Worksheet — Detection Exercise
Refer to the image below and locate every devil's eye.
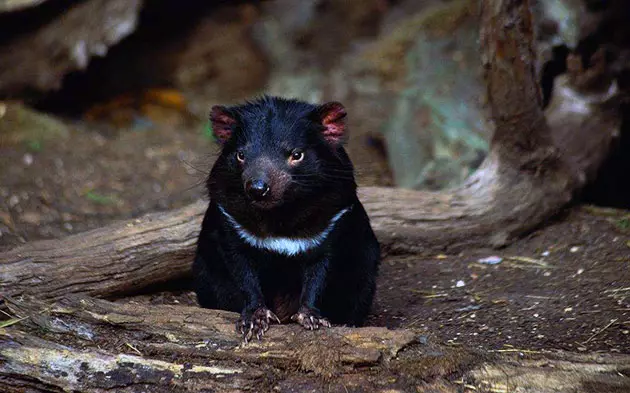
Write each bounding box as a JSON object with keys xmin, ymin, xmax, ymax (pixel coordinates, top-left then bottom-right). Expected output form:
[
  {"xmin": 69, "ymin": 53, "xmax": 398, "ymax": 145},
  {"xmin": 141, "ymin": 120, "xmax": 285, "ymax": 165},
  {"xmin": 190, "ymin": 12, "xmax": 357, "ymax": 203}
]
[
  {"xmin": 236, "ymin": 151, "xmax": 245, "ymax": 162},
  {"xmin": 289, "ymin": 150, "xmax": 304, "ymax": 163}
]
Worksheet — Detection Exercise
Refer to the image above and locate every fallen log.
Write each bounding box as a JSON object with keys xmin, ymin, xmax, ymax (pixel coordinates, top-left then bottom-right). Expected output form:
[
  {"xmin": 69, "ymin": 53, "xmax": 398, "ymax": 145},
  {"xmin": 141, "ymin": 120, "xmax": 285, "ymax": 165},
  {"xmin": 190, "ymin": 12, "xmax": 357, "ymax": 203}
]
[
  {"xmin": 0, "ymin": 201, "xmax": 203, "ymax": 300},
  {"xmin": 1, "ymin": 295, "xmax": 629, "ymax": 393},
  {"xmin": 0, "ymin": 295, "xmax": 419, "ymax": 392}
]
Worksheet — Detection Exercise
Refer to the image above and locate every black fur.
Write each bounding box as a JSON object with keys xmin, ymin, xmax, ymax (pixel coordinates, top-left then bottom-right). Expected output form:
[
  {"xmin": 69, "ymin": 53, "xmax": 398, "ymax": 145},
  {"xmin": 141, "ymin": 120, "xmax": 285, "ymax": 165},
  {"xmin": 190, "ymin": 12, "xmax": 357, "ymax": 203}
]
[{"xmin": 193, "ymin": 96, "xmax": 380, "ymax": 338}]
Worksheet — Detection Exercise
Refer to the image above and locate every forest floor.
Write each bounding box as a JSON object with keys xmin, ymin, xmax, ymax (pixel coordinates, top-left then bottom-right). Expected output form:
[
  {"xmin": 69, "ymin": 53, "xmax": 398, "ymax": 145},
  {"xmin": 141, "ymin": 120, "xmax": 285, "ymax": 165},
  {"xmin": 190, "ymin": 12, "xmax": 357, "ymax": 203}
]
[{"xmin": 1, "ymin": 105, "xmax": 627, "ymax": 356}]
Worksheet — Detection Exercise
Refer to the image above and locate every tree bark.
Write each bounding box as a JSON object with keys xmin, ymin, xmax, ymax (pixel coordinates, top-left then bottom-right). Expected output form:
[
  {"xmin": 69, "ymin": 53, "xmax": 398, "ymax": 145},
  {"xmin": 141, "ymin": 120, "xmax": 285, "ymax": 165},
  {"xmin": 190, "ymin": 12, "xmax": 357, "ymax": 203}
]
[
  {"xmin": 0, "ymin": 201, "xmax": 202, "ymax": 300},
  {"xmin": 0, "ymin": 295, "xmax": 418, "ymax": 392},
  {"xmin": 1, "ymin": 295, "xmax": 629, "ymax": 393}
]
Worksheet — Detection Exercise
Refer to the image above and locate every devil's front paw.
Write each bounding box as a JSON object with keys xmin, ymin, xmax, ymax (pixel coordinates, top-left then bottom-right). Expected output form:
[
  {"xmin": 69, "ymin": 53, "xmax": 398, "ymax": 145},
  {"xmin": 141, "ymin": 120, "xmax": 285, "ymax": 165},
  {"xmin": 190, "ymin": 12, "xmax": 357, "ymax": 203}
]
[
  {"xmin": 291, "ymin": 306, "xmax": 331, "ymax": 330},
  {"xmin": 236, "ymin": 307, "xmax": 281, "ymax": 343}
]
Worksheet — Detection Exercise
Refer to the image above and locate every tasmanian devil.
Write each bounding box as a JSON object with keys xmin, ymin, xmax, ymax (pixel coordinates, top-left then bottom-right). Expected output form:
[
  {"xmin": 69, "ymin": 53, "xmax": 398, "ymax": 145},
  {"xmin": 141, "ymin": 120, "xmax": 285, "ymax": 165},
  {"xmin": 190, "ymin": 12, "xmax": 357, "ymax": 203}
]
[{"xmin": 193, "ymin": 96, "xmax": 380, "ymax": 342}]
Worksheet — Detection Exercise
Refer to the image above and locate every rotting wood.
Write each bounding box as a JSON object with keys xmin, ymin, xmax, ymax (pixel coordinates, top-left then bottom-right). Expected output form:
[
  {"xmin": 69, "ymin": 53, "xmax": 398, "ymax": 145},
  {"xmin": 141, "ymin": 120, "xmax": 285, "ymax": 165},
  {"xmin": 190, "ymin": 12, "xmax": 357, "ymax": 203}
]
[
  {"xmin": 468, "ymin": 353, "xmax": 630, "ymax": 393},
  {"xmin": 1, "ymin": 295, "xmax": 629, "ymax": 393},
  {"xmin": 0, "ymin": 295, "xmax": 419, "ymax": 392},
  {"xmin": 0, "ymin": 201, "xmax": 203, "ymax": 300}
]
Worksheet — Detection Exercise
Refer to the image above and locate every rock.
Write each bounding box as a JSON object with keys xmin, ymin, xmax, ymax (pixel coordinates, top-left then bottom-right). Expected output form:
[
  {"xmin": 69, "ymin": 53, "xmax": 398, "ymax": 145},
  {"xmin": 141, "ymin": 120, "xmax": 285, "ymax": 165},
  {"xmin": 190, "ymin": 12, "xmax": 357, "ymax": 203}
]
[
  {"xmin": 173, "ymin": 4, "xmax": 269, "ymax": 116},
  {"xmin": 362, "ymin": 0, "xmax": 491, "ymax": 189},
  {"xmin": 478, "ymin": 256, "xmax": 503, "ymax": 265},
  {"xmin": 0, "ymin": 0, "xmax": 143, "ymax": 96},
  {"xmin": 252, "ymin": 0, "xmax": 384, "ymax": 102},
  {"xmin": 0, "ymin": 0, "xmax": 47, "ymax": 13}
]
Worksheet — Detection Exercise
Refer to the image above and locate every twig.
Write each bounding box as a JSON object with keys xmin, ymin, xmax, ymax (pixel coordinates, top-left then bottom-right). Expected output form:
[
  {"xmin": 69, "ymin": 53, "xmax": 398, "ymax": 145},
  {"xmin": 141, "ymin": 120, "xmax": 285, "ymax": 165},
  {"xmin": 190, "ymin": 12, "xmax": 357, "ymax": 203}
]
[
  {"xmin": 0, "ymin": 308, "xmax": 17, "ymax": 319},
  {"xmin": 581, "ymin": 319, "xmax": 618, "ymax": 345},
  {"xmin": 503, "ymin": 256, "xmax": 555, "ymax": 270},
  {"xmin": 488, "ymin": 348, "xmax": 541, "ymax": 354},
  {"xmin": 0, "ymin": 316, "xmax": 29, "ymax": 328},
  {"xmin": 603, "ymin": 287, "xmax": 630, "ymax": 294},
  {"xmin": 505, "ymin": 256, "xmax": 549, "ymax": 266},
  {"xmin": 125, "ymin": 342, "xmax": 143, "ymax": 356},
  {"xmin": 422, "ymin": 293, "xmax": 449, "ymax": 298},
  {"xmin": 453, "ymin": 380, "xmax": 478, "ymax": 391}
]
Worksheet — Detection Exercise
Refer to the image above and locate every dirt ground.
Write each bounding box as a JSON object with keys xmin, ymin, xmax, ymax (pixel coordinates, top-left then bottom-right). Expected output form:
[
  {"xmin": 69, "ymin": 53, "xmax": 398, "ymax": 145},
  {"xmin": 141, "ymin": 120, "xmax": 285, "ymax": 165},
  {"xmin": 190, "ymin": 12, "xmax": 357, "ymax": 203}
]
[
  {"xmin": 370, "ymin": 207, "xmax": 630, "ymax": 353},
  {"xmin": 1, "ymin": 102, "xmax": 628, "ymax": 357}
]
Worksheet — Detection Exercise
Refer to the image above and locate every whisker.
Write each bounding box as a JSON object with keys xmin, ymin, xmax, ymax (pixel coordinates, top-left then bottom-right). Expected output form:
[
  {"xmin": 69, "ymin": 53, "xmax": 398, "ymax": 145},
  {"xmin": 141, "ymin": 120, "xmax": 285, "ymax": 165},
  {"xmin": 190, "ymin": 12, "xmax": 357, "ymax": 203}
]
[{"xmin": 179, "ymin": 158, "xmax": 209, "ymax": 175}]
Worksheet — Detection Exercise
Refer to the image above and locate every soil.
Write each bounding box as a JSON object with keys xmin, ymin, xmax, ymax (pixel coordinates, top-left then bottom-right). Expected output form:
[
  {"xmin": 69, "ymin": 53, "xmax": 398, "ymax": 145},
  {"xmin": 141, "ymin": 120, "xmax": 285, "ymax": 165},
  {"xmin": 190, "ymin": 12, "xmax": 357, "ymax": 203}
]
[{"xmin": 370, "ymin": 207, "xmax": 630, "ymax": 353}]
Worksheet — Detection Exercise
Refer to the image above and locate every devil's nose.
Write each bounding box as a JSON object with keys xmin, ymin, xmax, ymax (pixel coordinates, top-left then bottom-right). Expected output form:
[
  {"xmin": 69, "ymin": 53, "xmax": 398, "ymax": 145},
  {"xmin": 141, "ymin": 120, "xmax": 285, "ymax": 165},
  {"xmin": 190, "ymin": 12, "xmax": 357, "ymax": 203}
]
[{"xmin": 245, "ymin": 179, "xmax": 270, "ymax": 201}]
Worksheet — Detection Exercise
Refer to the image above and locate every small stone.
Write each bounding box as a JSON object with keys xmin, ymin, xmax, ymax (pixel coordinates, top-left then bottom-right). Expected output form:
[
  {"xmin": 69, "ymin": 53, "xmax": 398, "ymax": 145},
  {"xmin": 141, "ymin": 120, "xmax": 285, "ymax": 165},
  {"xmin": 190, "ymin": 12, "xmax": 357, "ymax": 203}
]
[
  {"xmin": 20, "ymin": 212, "xmax": 41, "ymax": 225},
  {"xmin": 541, "ymin": 251, "xmax": 550, "ymax": 257},
  {"xmin": 564, "ymin": 307, "xmax": 573, "ymax": 312},
  {"xmin": 543, "ymin": 271, "xmax": 551, "ymax": 277},
  {"xmin": 455, "ymin": 280, "xmax": 465, "ymax": 288},
  {"xmin": 23, "ymin": 153, "xmax": 33, "ymax": 166},
  {"xmin": 478, "ymin": 256, "xmax": 503, "ymax": 265},
  {"xmin": 577, "ymin": 268, "xmax": 584, "ymax": 275},
  {"xmin": 570, "ymin": 246, "xmax": 580, "ymax": 253},
  {"xmin": 8, "ymin": 195, "xmax": 19, "ymax": 207}
]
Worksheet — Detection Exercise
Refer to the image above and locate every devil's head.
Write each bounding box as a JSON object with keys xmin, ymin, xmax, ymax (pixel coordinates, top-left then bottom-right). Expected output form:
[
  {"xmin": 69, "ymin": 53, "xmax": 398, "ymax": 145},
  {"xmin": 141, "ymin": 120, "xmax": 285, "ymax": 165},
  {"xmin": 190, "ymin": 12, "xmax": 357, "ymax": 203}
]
[{"xmin": 207, "ymin": 96, "xmax": 355, "ymax": 211}]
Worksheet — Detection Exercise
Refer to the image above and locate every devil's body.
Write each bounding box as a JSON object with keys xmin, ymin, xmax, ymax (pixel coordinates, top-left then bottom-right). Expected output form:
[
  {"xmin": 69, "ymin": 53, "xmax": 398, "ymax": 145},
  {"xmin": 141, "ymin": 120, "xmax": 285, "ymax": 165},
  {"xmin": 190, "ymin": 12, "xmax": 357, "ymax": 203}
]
[{"xmin": 193, "ymin": 96, "xmax": 380, "ymax": 339}]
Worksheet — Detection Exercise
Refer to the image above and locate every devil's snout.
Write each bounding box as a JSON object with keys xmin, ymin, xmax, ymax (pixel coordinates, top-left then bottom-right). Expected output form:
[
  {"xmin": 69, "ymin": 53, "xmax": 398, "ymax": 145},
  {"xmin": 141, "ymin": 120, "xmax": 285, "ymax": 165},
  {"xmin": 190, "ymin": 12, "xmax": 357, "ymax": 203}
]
[{"xmin": 245, "ymin": 179, "xmax": 270, "ymax": 201}]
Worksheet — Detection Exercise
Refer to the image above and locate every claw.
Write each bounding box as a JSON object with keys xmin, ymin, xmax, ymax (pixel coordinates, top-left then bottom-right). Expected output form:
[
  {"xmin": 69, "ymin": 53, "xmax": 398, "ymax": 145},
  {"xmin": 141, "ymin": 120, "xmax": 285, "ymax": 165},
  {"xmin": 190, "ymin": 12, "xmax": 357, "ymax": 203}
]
[
  {"xmin": 291, "ymin": 306, "xmax": 331, "ymax": 331},
  {"xmin": 236, "ymin": 307, "xmax": 281, "ymax": 343},
  {"xmin": 271, "ymin": 312, "xmax": 281, "ymax": 324}
]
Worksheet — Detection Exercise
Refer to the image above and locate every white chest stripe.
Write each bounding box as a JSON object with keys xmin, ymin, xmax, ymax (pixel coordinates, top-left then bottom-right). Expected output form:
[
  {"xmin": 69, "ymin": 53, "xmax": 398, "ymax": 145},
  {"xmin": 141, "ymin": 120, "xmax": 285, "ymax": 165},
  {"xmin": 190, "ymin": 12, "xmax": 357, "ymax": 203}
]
[{"xmin": 218, "ymin": 205, "xmax": 350, "ymax": 256}]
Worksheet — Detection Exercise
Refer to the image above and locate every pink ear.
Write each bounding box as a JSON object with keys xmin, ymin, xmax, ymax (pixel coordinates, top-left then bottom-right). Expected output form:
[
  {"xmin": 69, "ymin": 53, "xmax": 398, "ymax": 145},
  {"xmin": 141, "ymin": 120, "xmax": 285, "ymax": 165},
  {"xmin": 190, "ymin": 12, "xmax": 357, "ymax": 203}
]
[
  {"xmin": 318, "ymin": 102, "xmax": 347, "ymax": 145},
  {"xmin": 210, "ymin": 106, "xmax": 237, "ymax": 144}
]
